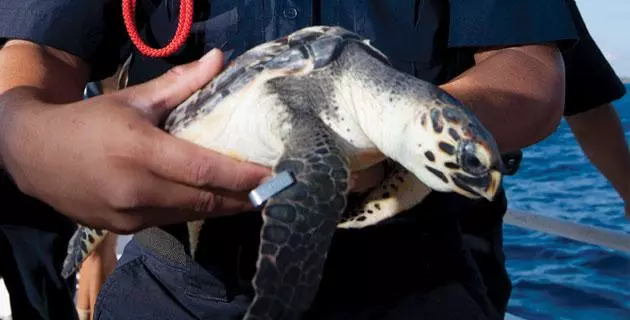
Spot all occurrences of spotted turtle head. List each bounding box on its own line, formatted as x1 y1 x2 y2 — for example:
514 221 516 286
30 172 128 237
401 93 504 201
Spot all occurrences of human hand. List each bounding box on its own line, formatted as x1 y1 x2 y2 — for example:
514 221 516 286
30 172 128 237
0 49 271 233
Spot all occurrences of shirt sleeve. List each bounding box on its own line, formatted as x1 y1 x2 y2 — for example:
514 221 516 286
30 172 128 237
562 0 626 116
0 0 127 81
448 0 578 50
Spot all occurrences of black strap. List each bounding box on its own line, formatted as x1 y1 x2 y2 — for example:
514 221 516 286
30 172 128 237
500 150 523 176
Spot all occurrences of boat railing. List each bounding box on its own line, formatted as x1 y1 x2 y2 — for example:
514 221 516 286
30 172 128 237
501 209 630 320
504 209 630 254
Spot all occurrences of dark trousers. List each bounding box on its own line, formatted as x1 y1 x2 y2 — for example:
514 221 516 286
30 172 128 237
0 174 78 320
95 194 502 320
0 226 77 320
460 189 512 317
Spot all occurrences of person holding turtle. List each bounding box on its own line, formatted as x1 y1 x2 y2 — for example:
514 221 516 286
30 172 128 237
0 0 578 319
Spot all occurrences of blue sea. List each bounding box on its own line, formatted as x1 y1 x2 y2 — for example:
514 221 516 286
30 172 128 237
503 84 630 319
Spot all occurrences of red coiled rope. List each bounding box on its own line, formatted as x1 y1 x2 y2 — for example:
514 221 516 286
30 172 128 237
122 0 194 58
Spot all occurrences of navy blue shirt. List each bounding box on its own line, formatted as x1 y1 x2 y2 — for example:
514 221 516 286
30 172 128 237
1 0 578 84
0 0 579 299
562 0 626 116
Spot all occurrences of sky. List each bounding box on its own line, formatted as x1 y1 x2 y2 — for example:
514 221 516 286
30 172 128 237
575 0 630 77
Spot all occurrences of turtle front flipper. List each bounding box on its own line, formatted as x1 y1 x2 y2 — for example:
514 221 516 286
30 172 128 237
61 226 109 278
245 120 350 320
338 161 431 229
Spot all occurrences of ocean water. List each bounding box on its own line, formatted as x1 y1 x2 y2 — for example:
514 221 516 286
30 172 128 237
503 84 630 319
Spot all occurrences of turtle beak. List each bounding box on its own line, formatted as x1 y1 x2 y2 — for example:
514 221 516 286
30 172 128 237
482 170 502 200
451 169 503 201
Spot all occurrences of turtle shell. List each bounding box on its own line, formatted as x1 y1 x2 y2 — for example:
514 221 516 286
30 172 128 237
163 26 389 134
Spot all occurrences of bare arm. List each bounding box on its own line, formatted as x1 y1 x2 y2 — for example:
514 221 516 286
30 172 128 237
440 44 566 153
0 40 89 102
0 40 89 171
565 103 630 215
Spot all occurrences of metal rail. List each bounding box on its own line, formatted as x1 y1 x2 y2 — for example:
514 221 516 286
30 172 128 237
500 209 630 320
504 209 630 254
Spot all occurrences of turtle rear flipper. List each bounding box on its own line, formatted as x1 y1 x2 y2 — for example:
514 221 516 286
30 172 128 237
339 162 432 229
245 118 350 320
61 227 109 278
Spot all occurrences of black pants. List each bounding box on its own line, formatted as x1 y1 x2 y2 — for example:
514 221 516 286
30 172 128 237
0 173 78 320
95 193 502 320
460 188 512 318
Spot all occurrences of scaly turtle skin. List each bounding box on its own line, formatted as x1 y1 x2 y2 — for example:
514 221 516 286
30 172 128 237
62 26 503 320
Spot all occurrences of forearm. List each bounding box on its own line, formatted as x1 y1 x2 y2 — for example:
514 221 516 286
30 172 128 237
0 40 89 170
0 40 88 100
440 44 566 153
566 103 630 199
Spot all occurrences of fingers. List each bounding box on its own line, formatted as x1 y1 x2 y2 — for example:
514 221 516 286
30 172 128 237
123 176 257 229
144 130 272 191
121 49 225 124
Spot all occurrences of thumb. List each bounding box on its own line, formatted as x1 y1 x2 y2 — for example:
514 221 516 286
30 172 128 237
122 48 225 124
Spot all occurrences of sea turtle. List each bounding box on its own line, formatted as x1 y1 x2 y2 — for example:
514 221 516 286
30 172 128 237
62 25 504 320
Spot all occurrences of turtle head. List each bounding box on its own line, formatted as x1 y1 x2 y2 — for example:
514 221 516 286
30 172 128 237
400 101 504 201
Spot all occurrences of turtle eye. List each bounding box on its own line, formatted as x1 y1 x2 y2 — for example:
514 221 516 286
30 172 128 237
459 141 487 175
463 153 482 170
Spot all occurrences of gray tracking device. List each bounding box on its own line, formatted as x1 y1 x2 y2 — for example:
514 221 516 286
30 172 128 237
248 171 296 208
